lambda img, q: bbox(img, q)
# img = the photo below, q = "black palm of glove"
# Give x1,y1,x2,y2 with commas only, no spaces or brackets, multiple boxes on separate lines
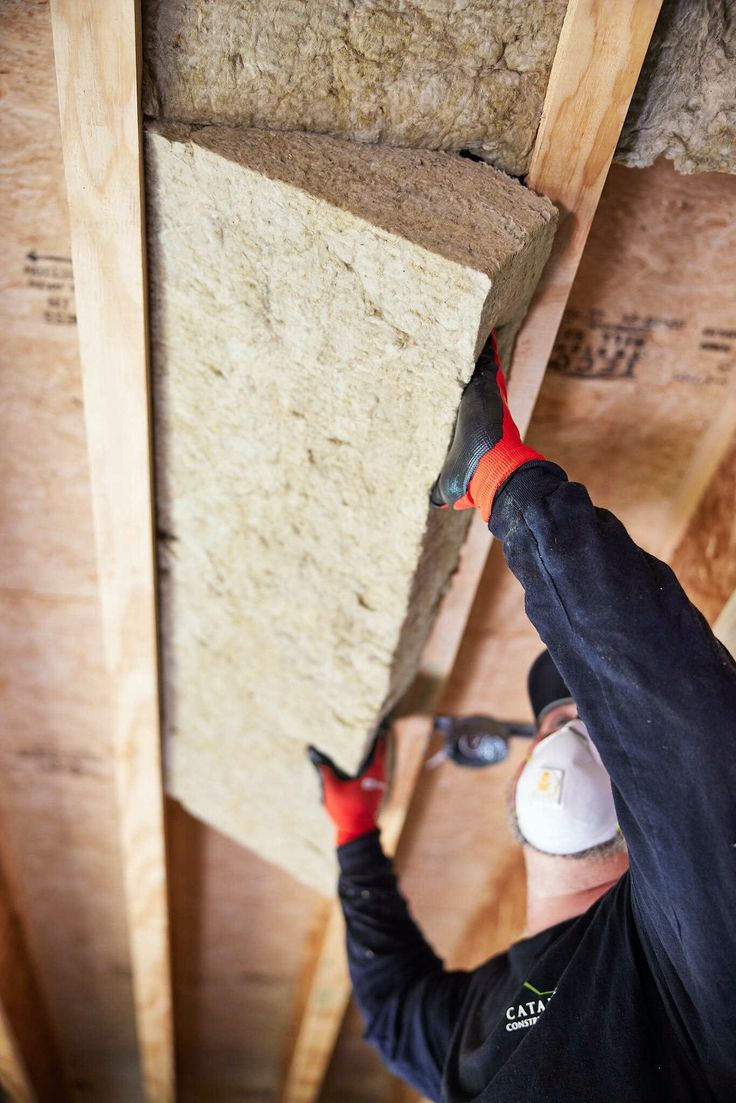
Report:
308,733,389,846
430,330,544,522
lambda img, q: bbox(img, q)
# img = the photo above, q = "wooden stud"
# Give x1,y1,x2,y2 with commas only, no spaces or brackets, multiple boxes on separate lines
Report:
715,591,736,655
0,849,67,1102
48,3,174,1100
2,0,150,1089
280,905,348,1103
280,6,662,1097
509,0,663,430
670,433,736,631
664,425,736,574
0,1009,33,1103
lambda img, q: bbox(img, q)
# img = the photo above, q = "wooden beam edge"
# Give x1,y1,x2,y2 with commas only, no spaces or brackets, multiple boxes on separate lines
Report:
48,3,175,1100
0,845,68,1102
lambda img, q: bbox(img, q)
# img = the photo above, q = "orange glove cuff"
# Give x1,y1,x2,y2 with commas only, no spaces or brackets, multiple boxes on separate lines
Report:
454,368,544,522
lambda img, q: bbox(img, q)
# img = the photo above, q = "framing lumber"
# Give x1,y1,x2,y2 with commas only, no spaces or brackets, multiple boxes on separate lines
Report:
715,591,736,655
48,3,174,1101
2,0,145,1091
0,852,66,1102
669,430,736,640
509,0,663,428
280,3,661,1098
663,424,736,571
0,1011,32,1103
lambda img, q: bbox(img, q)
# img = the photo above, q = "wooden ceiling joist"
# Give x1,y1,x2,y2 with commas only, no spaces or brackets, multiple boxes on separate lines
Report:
715,591,736,654
48,3,174,1100
0,1010,33,1103
511,0,665,428
280,2,663,1099
0,852,66,1102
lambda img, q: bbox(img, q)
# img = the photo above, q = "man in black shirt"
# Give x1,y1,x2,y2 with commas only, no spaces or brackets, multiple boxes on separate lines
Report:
309,332,736,1102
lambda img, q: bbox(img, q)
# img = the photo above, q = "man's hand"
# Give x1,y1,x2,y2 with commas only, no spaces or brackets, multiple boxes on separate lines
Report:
308,733,388,846
430,330,545,522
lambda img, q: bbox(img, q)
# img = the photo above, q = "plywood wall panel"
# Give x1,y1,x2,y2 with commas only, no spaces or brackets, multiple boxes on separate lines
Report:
167,800,321,1102
526,160,736,553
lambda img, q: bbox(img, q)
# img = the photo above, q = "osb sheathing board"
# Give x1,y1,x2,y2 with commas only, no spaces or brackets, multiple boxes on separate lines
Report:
0,4,140,1099
142,0,569,176
146,122,557,894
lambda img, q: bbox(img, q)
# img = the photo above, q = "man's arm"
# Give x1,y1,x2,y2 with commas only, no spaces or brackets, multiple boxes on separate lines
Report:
308,740,470,1100
338,830,471,1101
432,330,736,1083
488,467,736,1040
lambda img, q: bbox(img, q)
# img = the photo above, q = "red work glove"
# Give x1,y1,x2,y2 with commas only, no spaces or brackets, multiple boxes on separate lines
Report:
307,735,388,846
430,329,545,523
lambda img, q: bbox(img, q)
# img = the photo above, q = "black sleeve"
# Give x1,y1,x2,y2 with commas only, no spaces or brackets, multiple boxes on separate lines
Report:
338,830,470,1102
489,463,736,1064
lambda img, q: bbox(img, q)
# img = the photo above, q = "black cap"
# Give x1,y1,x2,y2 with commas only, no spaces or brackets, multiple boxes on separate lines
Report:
527,649,573,723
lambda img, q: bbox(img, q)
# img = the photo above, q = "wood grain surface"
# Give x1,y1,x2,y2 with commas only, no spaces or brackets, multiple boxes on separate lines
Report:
1,3,140,1098
511,0,663,431
49,1,174,1099
0,849,67,1101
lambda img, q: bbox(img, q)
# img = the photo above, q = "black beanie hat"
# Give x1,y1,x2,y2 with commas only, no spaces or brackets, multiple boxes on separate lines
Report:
527,649,573,723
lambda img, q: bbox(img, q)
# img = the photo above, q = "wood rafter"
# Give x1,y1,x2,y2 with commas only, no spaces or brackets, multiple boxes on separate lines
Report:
48,2,175,1099
715,591,736,654
0,850,66,1102
0,1009,33,1103
280,3,663,1099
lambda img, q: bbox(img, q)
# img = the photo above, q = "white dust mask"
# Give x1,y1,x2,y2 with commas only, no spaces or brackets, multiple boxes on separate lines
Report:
515,719,619,856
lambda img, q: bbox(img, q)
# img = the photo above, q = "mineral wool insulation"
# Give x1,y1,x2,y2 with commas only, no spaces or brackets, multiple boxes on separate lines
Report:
142,0,570,177
146,124,556,892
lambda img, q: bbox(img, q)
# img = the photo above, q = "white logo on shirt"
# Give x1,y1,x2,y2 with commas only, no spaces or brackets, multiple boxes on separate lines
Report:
505,982,556,1032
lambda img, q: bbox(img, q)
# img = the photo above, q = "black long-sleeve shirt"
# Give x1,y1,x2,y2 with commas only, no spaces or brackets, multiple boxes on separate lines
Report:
338,464,736,1102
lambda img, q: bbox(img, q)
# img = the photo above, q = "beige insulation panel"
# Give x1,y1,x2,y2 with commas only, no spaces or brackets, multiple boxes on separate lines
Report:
617,0,736,174
142,0,569,176
145,124,556,892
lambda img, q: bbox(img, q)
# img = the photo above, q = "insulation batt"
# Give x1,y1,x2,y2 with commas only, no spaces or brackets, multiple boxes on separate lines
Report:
142,0,569,177
145,124,556,892
617,0,736,174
